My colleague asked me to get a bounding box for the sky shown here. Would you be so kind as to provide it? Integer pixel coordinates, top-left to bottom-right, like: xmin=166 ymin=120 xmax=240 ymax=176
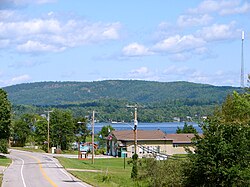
xmin=0 ymin=0 xmax=250 ymax=87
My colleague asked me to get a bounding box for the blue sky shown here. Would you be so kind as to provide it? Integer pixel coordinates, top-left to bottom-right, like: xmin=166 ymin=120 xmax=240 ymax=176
xmin=0 ymin=0 xmax=249 ymax=87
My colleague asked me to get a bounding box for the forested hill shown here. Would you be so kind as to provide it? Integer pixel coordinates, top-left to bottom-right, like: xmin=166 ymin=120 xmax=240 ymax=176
xmin=3 ymin=80 xmax=241 ymax=106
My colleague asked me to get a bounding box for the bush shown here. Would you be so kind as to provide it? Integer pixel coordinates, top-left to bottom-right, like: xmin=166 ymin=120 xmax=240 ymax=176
xmin=138 ymin=158 xmax=185 ymax=187
xmin=0 ymin=139 xmax=8 ymax=154
xmin=131 ymin=153 xmax=138 ymax=179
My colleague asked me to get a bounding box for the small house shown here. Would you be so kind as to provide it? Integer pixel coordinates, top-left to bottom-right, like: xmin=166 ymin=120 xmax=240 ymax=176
xmin=107 ymin=130 xmax=196 ymax=158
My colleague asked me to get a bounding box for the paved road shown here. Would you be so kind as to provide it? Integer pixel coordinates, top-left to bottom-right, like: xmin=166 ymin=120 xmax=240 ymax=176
xmin=2 ymin=149 xmax=92 ymax=187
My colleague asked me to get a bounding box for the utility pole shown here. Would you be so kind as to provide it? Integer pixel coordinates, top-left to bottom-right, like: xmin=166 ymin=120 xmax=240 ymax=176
xmin=134 ymin=107 xmax=138 ymax=155
xmin=127 ymin=105 xmax=138 ymax=155
xmin=45 ymin=110 xmax=53 ymax=153
xmin=92 ymin=111 xmax=95 ymax=164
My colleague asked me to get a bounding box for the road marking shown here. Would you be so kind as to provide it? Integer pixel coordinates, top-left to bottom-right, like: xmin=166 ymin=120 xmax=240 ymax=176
xmin=26 ymin=154 xmax=58 ymax=187
xmin=19 ymin=157 xmax=27 ymax=187
xmin=54 ymin=162 xmax=87 ymax=187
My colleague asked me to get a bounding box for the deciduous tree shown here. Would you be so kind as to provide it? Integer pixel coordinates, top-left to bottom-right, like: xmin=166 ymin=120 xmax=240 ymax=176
xmin=50 ymin=109 xmax=75 ymax=150
xmin=0 ymin=89 xmax=11 ymax=153
xmin=184 ymin=92 xmax=250 ymax=186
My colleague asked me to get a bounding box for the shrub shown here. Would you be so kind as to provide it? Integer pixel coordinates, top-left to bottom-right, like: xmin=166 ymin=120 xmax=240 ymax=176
xmin=0 ymin=139 xmax=8 ymax=154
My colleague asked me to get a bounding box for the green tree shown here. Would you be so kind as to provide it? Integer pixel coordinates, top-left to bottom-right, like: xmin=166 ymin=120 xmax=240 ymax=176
xmin=184 ymin=92 xmax=250 ymax=186
xmin=97 ymin=125 xmax=114 ymax=150
xmin=50 ymin=109 xmax=75 ymax=150
xmin=74 ymin=117 xmax=89 ymax=144
xmin=98 ymin=125 xmax=114 ymax=139
xmin=33 ymin=115 xmax=48 ymax=151
xmin=176 ymin=122 xmax=198 ymax=134
xmin=0 ymin=89 xmax=11 ymax=151
xmin=12 ymin=114 xmax=36 ymax=146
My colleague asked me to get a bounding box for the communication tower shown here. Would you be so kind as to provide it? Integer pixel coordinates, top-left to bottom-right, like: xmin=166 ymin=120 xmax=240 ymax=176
xmin=241 ymin=31 xmax=244 ymax=88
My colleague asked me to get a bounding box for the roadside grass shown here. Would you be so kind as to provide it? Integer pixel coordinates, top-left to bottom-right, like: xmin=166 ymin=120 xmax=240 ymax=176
xmin=0 ymin=155 xmax=11 ymax=186
xmin=11 ymin=147 xmax=45 ymax=153
xmin=57 ymin=157 xmax=146 ymax=187
xmin=61 ymin=150 xmax=78 ymax=155
xmin=0 ymin=155 xmax=11 ymax=167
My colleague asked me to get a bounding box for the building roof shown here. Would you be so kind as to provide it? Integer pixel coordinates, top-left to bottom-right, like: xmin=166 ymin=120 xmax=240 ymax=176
xmin=111 ymin=130 xmax=168 ymax=141
xmin=109 ymin=130 xmax=200 ymax=144
xmin=166 ymin=133 xmax=196 ymax=143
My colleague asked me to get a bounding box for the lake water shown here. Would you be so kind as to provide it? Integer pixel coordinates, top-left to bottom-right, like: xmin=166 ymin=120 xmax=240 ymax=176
xmin=87 ymin=122 xmax=202 ymax=134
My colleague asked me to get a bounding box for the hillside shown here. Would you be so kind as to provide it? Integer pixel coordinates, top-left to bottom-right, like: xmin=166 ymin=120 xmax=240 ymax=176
xmin=3 ymin=80 xmax=240 ymax=106
xmin=3 ymin=80 xmax=241 ymax=122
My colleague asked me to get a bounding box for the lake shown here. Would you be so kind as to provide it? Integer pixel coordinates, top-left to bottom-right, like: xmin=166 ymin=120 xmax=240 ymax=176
xmin=87 ymin=122 xmax=202 ymax=134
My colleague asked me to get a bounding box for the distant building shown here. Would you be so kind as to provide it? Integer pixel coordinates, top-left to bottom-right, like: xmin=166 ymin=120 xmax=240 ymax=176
xmin=107 ymin=130 xmax=197 ymax=158
xmin=173 ymin=117 xmax=181 ymax=122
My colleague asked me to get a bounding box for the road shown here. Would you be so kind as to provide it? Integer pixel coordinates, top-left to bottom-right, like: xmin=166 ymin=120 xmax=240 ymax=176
xmin=2 ymin=149 xmax=92 ymax=187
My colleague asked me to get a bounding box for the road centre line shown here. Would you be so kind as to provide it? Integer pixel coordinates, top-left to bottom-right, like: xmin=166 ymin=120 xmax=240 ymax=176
xmin=25 ymin=154 xmax=58 ymax=187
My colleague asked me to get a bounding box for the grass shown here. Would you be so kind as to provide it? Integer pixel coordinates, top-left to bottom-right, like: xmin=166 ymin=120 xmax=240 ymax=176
xmin=61 ymin=150 xmax=78 ymax=155
xmin=11 ymin=147 xmax=45 ymax=153
xmin=57 ymin=157 xmax=146 ymax=187
xmin=0 ymin=155 xmax=11 ymax=167
xmin=0 ymin=155 xmax=11 ymax=186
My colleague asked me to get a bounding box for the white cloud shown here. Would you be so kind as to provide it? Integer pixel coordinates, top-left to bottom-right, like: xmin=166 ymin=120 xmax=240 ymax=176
xmin=177 ymin=14 xmax=213 ymax=27
xmin=188 ymin=0 xmax=250 ymax=15
xmin=0 ymin=12 xmax=122 ymax=53
xmin=220 ymin=2 xmax=250 ymax=15
xmin=122 ymin=42 xmax=153 ymax=57
xmin=0 ymin=10 xmax=15 ymax=20
xmin=0 ymin=74 xmax=31 ymax=87
xmin=17 ymin=40 xmax=65 ymax=53
xmin=197 ymin=22 xmax=236 ymax=41
xmin=128 ymin=67 xmax=154 ymax=79
xmin=161 ymin=66 xmax=239 ymax=86
xmin=8 ymin=74 xmax=31 ymax=85
xmin=169 ymin=53 xmax=192 ymax=62
xmin=153 ymin=34 xmax=206 ymax=53
xmin=188 ymin=0 xmax=238 ymax=14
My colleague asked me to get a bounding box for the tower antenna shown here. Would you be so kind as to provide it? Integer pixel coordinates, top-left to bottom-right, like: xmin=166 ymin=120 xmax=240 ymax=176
xmin=241 ymin=31 xmax=244 ymax=88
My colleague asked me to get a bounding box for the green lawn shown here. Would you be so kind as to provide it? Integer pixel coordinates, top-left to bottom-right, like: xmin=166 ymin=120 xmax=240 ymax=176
xmin=57 ymin=157 xmax=146 ymax=187
xmin=0 ymin=155 xmax=11 ymax=186
xmin=11 ymin=147 xmax=45 ymax=153
xmin=0 ymin=155 xmax=11 ymax=167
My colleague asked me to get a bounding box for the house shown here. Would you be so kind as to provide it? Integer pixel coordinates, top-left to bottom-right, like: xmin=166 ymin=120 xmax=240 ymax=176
xmin=107 ymin=129 xmax=197 ymax=158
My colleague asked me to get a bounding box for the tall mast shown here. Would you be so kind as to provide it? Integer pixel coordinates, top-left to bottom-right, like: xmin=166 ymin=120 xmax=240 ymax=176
xmin=241 ymin=31 xmax=244 ymax=88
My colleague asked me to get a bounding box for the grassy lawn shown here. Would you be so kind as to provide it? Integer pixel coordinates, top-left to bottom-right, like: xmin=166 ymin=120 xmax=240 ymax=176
xmin=57 ymin=157 xmax=146 ymax=187
xmin=0 ymin=155 xmax=11 ymax=186
xmin=0 ymin=155 xmax=11 ymax=167
xmin=11 ymin=147 xmax=45 ymax=153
